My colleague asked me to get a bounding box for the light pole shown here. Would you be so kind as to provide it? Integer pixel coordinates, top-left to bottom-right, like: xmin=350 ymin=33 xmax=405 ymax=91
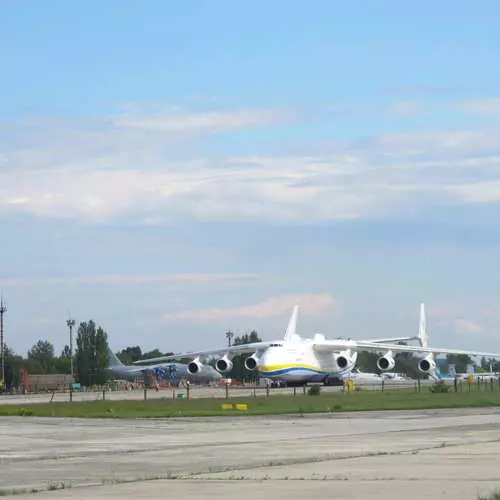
xmin=225 ymin=331 xmax=234 ymax=348
xmin=66 ymin=318 xmax=75 ymax=382
xmin=0 ymin=296 xmax=6 ymax=390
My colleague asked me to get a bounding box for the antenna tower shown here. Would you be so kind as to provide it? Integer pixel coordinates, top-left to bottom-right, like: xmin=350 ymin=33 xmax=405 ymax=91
xmin=0 ymin=296 xmax=7 ymax=389
xmin=66 ymin=317 xmax=76 ymax=381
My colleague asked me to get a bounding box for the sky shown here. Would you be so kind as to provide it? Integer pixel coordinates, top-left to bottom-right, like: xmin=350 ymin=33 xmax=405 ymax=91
xmin=2 ymin=0 xmax=500 ymax=357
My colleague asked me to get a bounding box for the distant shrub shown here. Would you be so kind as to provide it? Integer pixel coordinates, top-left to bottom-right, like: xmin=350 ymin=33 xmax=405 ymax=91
xmin=429 ymin=381 xmax=450 ymax=393
xmin=477 ymin=490 xmax=500 ymax=500
xmin=17 ymin=408 xmax=34 ymax=416
xmin=308 ymin=385 xmax=321 ymax=396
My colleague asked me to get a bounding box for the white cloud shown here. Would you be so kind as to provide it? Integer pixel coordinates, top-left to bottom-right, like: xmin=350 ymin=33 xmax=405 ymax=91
xmin=456 ymin=98 xmax=500 ymax=115
xmin=0 ymin=273 xmax=258 ymax=288
xmin=446 ymin=180 xmax=500 ymax=204
xmin=114 ymin=108 xmax=296 ymax=133
xmin=427 ymin=303 xmax=494 ymax=338
xmin=2 ymin=106 xmax=500 ymax=223
xmin=2 ymin=148 xmax=500 ymax=223
xmin=163 ymin=293 xmax=338 ymax=322
xmin=454 ymin=318 xmax=483 ymax=335
xmin=387 ymin=100 xmax=422 ymax=118
xmin=382 ymin=85 xmax=457 ymax=96
xmin=371 ymin=130 xmax=500 ymax=157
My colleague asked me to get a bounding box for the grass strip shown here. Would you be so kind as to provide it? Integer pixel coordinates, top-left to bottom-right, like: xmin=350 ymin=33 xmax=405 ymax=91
xmin=1 ymin=387 xmax=500 ymax=418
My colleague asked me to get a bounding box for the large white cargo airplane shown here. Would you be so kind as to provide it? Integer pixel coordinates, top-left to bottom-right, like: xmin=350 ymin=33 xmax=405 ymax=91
xmin=137 ymin=304 xmax=500 ymax=386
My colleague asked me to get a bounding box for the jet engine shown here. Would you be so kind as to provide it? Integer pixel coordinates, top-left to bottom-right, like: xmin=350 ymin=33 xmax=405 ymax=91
xmin=417 ymin=354 xmax=436 ymax=374
xmin=334 ymin=350 xmax=357 ymax=371
xmin=187 ymin=358 xmax=203 ymax=375
xmin=215 ymin=355 xmax=233 ymax=373
xmin=376 ymin=352 xmax=395 ymax=371
xmin=244 ymin=353 xmax=260 ymax=371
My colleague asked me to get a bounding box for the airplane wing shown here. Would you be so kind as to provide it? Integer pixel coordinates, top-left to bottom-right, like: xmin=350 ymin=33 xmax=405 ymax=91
xmin=313 ymin=339 xmax=500 ymax=358
xmin=133 ymin=341 xmax=275 ymax=364
xmin=364 ymin=336 xmax=418 ymax=344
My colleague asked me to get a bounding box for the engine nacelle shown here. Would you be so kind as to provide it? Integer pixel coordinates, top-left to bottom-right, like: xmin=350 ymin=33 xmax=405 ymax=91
xmin=187 ymin=358 xmax=203 ymax=375
xmin=377 ymin=352 xmax=395 ymax=371
xmin=215 ymin=355 xmax=233 ymax=373
xmin=418 ymin=355 xmax=436 ymax=374
xmin=244 ymin=353 xmax=259 ymax=371
xmin=334 ymin=350 xmax=357 ymax=371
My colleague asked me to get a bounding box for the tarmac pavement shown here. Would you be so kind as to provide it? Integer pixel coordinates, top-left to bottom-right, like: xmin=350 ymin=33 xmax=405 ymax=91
xmin=0 ymin=407 xmax=499 ymax=499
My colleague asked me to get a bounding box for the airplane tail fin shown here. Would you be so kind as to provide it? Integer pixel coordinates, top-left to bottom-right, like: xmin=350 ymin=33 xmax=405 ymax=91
xmin=418 ymin=303 xmax=428 ymax=348
xmin=283 ymin=305 xmax=300 ymax=343
xmin=416 ymin=302 xmax=446 ymax=380
xmin=107 ymin=347 xmax=123 ymax=367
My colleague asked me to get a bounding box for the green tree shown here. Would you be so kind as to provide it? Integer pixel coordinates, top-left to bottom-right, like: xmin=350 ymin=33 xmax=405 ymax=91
xmin=394 ymin=352 xmax=422 ymax=378
xmin=479 ymin=357 xmax=499 ymax=372
xmin=27 ymin=340 xmax=55 ymax=374
xmin=356 ymin=351 xmax=379 ymax=372
xmin=4 ymin=345 xmax=24 ymax=390
xmin=61 ymin=345 xmax=71 ymax=359
xmin=75 ymin=320 xmax=110 ymax=387
xmin=117 ymin=346 xmax=142 ymax=364
xmin=95 ymin=326 xmax=109 ymax=385
xmin=141 ymin=349 xmax=169 ymax=360
xmin=227 ymin=330 xmax=262 ymax=382
xmin=53 ymin=345 xmax=72 ymax=374
xmin=446 ymin=354 xmax=474 ymax=373
xmin=356 ymin=343 xmax=421 ymax=378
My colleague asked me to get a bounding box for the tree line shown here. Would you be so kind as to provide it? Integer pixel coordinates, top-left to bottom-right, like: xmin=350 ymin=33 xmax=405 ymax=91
xmin=116 ymin=330 xmax=263 ymax=382
xmin=2 ymin=319 xmax=113 ymax=390
xmin=355 ymin=349 xmax=499 ymax=376
xmin=2 ymin=327 xmax=262 ymax=390
xmin=3 ymin=324 xmax=497 ymax=391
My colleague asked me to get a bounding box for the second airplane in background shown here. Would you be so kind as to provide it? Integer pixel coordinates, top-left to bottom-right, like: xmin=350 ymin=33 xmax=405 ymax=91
xmin=137 ymin=304 xmax=500 ymax=386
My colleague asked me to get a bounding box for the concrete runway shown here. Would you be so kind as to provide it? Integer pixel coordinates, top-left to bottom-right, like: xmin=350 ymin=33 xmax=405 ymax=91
xmin=1 ymin=407 xmax=500 ymax=499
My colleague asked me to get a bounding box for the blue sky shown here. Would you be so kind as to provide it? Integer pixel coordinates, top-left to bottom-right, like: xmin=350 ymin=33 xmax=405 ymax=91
xmin=2 ymin=0 xmax=500 ymax=356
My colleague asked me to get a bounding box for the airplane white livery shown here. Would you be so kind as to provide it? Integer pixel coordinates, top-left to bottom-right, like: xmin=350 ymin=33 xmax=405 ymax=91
xmin=137 ymin=303 xmax=500 ymax=386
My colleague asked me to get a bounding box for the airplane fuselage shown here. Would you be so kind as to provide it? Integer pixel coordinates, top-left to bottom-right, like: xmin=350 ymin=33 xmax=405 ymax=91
xmin=107 ymin=363 xmax=221 ymax=385
xmin=254 ymin=341 xmax=356 ymax=384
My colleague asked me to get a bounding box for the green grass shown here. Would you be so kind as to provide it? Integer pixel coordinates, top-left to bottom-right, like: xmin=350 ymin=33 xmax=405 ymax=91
xmin=1 ymin=387 xmax=500 ymax=419
xmin=478 ymin=491 xmax=500 ymax=500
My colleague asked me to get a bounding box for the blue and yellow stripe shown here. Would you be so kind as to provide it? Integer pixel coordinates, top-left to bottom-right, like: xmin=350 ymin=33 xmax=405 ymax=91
xmin=257 ymin=363 xmax=351 ymax=377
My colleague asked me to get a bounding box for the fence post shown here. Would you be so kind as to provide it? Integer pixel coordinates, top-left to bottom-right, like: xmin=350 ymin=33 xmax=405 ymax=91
xmin=187 ymin=382 xmax=190 ymax=400
xmin=225 ymin=381 xmax=229 ymax=399
xmin=144 ymin=387 xmax=147 ymax=401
